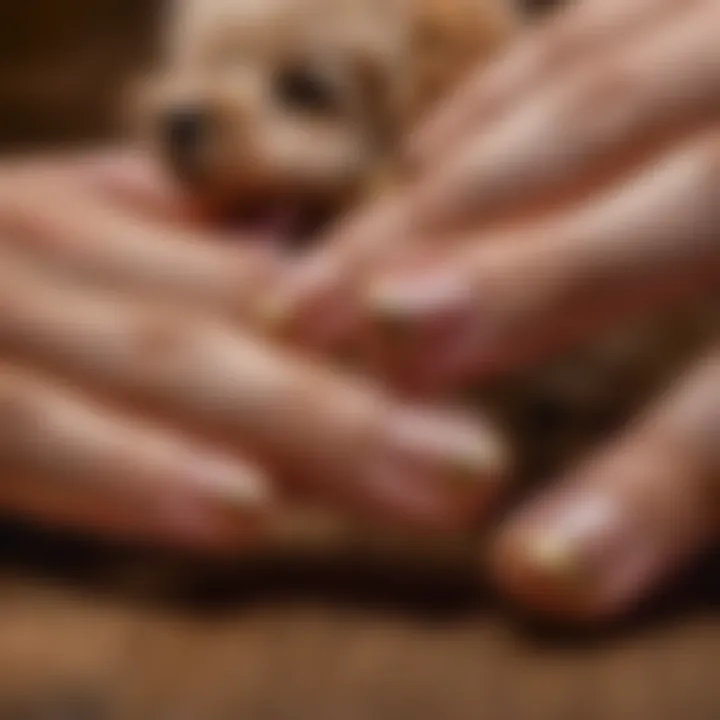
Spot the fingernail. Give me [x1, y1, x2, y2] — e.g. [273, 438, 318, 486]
[493, 492, 655, 619]
[262, 255, 360, 347]
[365, 282, 415, 341]
[446, 433, 509, 489]
[522, 533, 595, 599]
[366, 269, 466, 322]
[387, 408, 509, 497]
[178, 451, 271, 513]
[350, 407, 509, 528]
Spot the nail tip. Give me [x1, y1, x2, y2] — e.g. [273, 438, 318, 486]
[456, 425, 511, 481]
[525, 534, 594, 597]
[209, 463, 273, 513]
[448, 447, 506, 489]
[218, 486, 269, 517]
[366, 284, 406, 321]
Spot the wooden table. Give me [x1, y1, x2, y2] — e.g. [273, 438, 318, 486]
[0, 522, 716, 720]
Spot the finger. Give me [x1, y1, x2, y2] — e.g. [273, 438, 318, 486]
[0, 254, 508, 529]
[251, 192, 418, 349]
[69, 148, 204, 223]
[254, 1, 720, 350]
[490, 347, 720, 620]
[0, 474, 262, 552]
[408, 0, 720, 233]
[0, 172, 279, 320]
[411, 0, 699, 166]
[0, 148, 196, 223]
[362, 128, 720, 387]
[0, 362, 270, 550]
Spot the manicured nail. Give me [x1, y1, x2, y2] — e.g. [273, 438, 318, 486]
[492, 492, 654, 619]
[365, 284, 415, 341]
[446, 432, 509, 489]
[366, 269, 465, 321]
[388, 407, 509, 495]
[523, 532, 595, 598]
[346, 406, 510, 528]
[179, 451, 271, 512]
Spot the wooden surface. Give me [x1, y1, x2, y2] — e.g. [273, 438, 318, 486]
[0, 522, 716, 720]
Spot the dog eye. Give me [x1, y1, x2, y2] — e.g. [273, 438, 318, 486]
[274, 66, 339, 113]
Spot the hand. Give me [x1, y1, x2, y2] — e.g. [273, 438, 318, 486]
[0, 150, 506, 552]
[252, 0, 720, 618]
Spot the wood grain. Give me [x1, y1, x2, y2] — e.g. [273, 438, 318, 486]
[0, 522, 716, 720]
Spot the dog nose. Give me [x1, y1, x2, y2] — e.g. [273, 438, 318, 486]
[161, 107, 208, 159]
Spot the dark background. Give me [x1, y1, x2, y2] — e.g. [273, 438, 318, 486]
[0, 1, 163, 147]
[0, 0, 556, 148]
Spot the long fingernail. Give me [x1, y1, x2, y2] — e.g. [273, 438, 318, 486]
[366, 269, 466, 323]
[366, 273, 489, 388]
[365, 285, 415, 344]
[492, 492, 655, 619]
[350, 408, 509, 529]
[260, 257, 359, 347]
[177, 451, 271, 513]
[387, 407, 509, 499]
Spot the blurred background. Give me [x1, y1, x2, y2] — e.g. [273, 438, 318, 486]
[0, 1, 160, 149]
[0, 0, 556, 149]
[0, 2, 717, 719]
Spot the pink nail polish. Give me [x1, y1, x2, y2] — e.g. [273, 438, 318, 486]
[367, 266, 468, 320]
[494, 489, 694, 619]
[366, 270, 497, 388]
[368, 407, 509, 523]
[176, 450, 271, 513]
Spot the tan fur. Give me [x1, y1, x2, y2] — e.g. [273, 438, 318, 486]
[142, 0, 518, 209]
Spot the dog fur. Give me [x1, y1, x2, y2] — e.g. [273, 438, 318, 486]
[142, 0, 518, 218]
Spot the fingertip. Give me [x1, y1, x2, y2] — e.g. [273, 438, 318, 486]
[489, 523, 603, 621]
[382, 406, 512, 522]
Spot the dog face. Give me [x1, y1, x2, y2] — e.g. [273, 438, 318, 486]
[141, 0, 517, 230]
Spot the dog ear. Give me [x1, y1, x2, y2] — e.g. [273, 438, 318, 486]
[354, 0, 519, 145]
[408, 0, 520, 120]
[354, 0, 519, 191]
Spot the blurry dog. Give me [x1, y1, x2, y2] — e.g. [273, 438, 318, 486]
[140, 0, 518, 240]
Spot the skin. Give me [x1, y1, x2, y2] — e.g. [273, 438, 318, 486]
[0, 151, 507, 552]
[248, 0, 720, 619]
